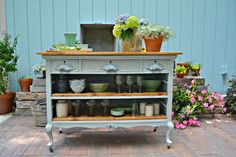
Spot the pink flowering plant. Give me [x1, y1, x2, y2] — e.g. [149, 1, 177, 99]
[173, 79, 226, 129]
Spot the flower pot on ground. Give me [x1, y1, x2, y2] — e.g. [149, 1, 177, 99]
[0, 32, 18, 115]
[175, 65, 186, 78]
[112, 14, 142, 52]
[18, 76, 33, 92]
[32, 63, 46, 78]
[191, 64, 201, 76]
[138, 24, 175, 52]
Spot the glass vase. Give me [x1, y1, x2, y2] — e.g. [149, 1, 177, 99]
[122, 35, 142, 52]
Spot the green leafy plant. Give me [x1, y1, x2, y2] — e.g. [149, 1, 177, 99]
[175, 65, 186, 74]
[32, 63, 46, 75]
[191, 64, 201, 70]
[112, 14, 141, 41]
[19, 75, 32, 79]
[225, 76, 236, 112]
[137, 24, 175, 42]
[0, 32, 18, 94]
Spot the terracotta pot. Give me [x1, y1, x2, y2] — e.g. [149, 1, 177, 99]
[192, 69, 200, 76]
[18, 78, 33, 92]
[177, 63, 189, 76]
[144, 36, 163, 52]
[176, 73, 185, 78]
[0, 92, 16, 115]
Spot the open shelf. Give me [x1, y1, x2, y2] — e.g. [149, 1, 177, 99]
[51, 92, 168, 99]
[53, 114, 167, 121]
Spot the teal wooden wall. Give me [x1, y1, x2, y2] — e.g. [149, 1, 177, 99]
[5, 0, 236, 94]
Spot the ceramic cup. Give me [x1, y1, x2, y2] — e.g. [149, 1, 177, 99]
[145, 104, 153, 117]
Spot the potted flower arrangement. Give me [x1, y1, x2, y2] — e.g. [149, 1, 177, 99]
[177, 61, 191, 76]
[138, 24, 175, 52]
[0, 32, 18, 115]
[112, 14, 142, 52]
[175, 65, 186, 78]
[191, 64, 201, 76]
[18, 75, 33, 92]
[32, 63, 46, 78]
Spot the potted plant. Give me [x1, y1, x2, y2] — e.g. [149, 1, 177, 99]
[18, 75, 33, 92]
[0, 32, 18, 114]
[32, 63, 46, 78]
[177, 61, 191, 76]
[175, 65, 186, 78]
[112, 14, 143, 52]
[191, 64, 201, 76]
[138, 24, 175, 52]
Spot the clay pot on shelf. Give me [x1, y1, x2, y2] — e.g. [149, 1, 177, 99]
[18, 78, 33, 92]
[0, 92, 16, 115]
[192, 69, 200, 76]
[176, 73, 185, 78]
[144, 36, 163, 52]
[177, 63, 190, 76]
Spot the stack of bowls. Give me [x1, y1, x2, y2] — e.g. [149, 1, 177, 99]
[69, 79, 86, 93]
[110, 108, 125, 117]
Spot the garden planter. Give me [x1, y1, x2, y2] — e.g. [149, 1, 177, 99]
[18, 78, 33, 92]
[176, 73, 185, 78]
[36, 70, 46, 78]
[64, 32, 77, 47]
[177, 63, 189, 76]
[192, 69, 200, 76]
[144, 36, 163, 52]
[122, 36, 142, 52]
[0, 92, 16, 115]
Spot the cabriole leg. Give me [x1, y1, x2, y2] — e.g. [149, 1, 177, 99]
[166, 121, 174, 149]
[45, 123, 53, 152]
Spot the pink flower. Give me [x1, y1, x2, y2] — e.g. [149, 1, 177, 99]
[182, 120, 188, 125]
[190, 95, 195, 104]
[208, 104, 215, 110]
[184, 83, 188, 87]
[203, 102, 209, 108]
[186, 108, 191, 115]
[208, 95, 213, 103]
[176, 123, 186, 129]
[223, 108, 227, 113]
[188, 118, 200, 127]
[191, 79, 196, 85]
[198, 96, 203, 102]
[219, 101, 225, 107]
[180, 113, 185, 118]
[175, 121, 180, 128]
[201, 90, 207, 94]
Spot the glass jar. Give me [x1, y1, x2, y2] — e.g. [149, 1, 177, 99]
[56, 74, 68, 93]
[56, 100, 68, 117]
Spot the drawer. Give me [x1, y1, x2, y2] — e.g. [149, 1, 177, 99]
[81, 59, 140, 73]
[51, 60, 79, 73]
[142, 59, 170, 73]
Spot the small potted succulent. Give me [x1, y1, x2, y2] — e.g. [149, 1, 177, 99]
[32, 63, 46, 78]
[0, 32, 18, 114]
[18, 75, 33, 92]
[175, 66, 186, 78]
[191, 64, 201, 76]
[112, 14, 142, 52]
[138, 24, 175, 52]
[177, 61, 191, 76]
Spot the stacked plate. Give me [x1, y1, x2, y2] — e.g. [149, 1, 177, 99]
[110, 108, 125, 117]
[69, 79, 86, 93]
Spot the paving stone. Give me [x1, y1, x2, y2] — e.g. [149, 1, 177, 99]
[16, 92, 46, 101]
[30, 85, 46, 93]
[16, 100, 34, 109]
[32, 78, 46, 86]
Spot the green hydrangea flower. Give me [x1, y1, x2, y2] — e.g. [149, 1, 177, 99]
[112, 24, 124, 38]
[125, 16, 139, 29]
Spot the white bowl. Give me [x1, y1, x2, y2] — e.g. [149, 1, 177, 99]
[70, 85, 86, 93]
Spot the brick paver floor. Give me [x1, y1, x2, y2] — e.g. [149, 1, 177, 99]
[0, 115, 236, 157]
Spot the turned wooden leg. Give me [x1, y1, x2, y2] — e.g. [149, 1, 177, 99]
[166, 121, 174, 149]
[45, 123, 53, 152]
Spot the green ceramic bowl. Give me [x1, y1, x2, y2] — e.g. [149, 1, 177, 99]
[111, 108, 125, 116]
[89, 83, 109, 92]
[143, 80, 161, 92]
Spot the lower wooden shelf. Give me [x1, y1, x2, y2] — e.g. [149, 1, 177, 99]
[53, 114, 167, 121]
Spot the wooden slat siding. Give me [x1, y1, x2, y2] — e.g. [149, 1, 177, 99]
[156, 0, 170, 52]
[14, 0, 30, 77]
[179, 0, 193, 62]
[93, 0, 106, 23]
[53, 114, 167, 121]
[105, 0, 118, 24]
[224, 0, 236, 92]
[212, 0, 228, 93]
[191, 0, 205, 65]
[131, 0, 144, 19]
[6, 0, 18, 92]
[27, 0, 42, 74]
[54, 0, 67, 43]
[5, 0, 236, 93]
[202, 0, 217, 91]
[144, 0, 157, 24]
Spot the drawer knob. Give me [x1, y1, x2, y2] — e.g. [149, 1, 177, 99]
[55, 63, 75, 72]
[106, 124, 116, 128]
[146, 61, 163, 71]
[101, 61, 120, 72]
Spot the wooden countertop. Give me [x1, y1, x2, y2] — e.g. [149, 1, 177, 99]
[37, 50, 182, 56]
